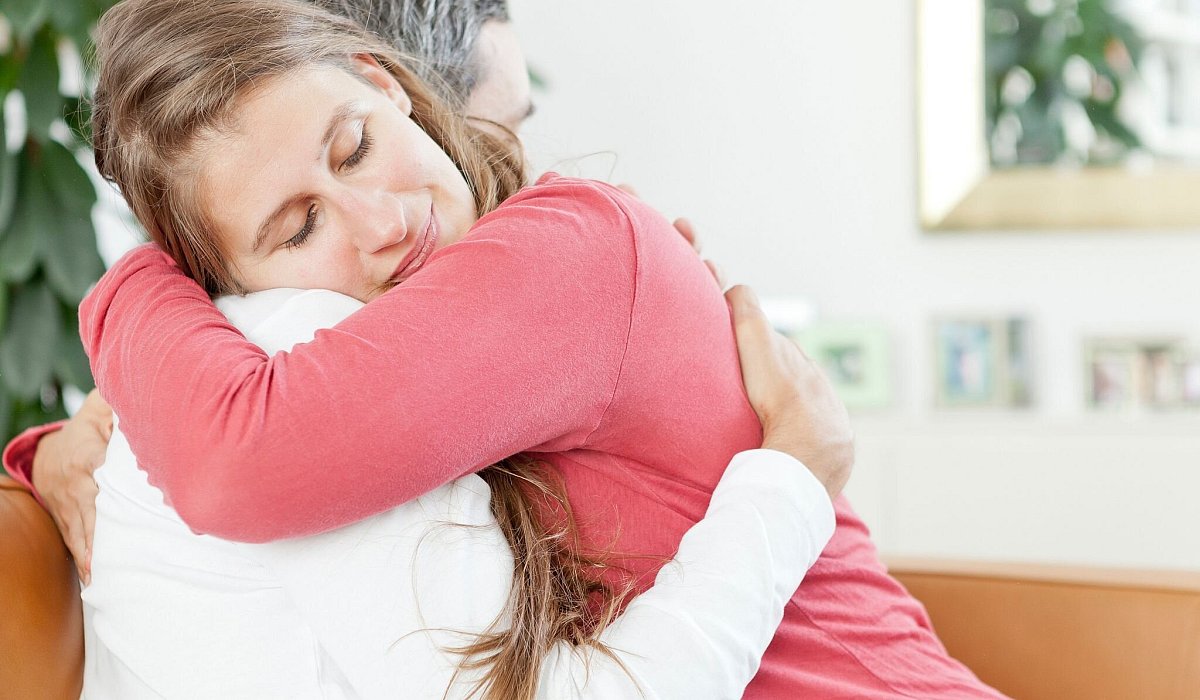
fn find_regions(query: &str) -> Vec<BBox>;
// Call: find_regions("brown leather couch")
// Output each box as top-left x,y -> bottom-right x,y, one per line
0,475 -> 83,699
3,472 -> 1199,699
888,556 -> 1200,700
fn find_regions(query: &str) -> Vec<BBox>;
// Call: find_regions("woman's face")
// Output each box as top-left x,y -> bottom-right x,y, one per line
198,58 -> 477,301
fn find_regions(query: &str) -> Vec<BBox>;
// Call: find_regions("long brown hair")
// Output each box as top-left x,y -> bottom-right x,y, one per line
90,1 -> 625,697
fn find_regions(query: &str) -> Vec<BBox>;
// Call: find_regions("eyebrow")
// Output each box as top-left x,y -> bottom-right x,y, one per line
251,100 -> 360,253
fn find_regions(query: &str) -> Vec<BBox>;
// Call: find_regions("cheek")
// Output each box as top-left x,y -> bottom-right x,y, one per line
241,240 -> 360,293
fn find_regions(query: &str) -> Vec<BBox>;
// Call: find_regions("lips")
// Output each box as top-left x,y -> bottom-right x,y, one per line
390,205 -> 439,283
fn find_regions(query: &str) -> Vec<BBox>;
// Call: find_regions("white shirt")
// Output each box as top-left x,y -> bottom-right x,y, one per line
82,289 -> 835,699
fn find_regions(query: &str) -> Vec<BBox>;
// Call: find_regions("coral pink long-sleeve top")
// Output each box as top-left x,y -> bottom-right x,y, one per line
76,175 -> 1003,699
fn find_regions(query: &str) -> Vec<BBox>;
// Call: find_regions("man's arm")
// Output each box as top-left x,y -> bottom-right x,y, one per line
538,449 -> 834,699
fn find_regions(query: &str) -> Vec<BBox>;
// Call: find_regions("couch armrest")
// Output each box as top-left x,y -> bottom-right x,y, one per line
887,556 -> 1200,700
0,475 -> 83,699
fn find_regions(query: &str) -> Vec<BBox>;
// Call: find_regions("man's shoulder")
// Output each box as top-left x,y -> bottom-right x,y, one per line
478,173 -> 637,236
215,289 -> 364,355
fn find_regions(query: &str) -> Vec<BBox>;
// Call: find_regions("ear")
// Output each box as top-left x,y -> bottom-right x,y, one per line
351,54 -> 412,116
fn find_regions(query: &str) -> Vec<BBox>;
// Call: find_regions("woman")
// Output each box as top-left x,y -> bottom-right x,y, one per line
82,0 -> 869,698
74,1 -> 850,697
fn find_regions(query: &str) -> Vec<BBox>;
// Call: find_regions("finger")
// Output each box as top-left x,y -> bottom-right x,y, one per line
784,333 -> 817,363
725,285 -> 768,325
672,217 -> 699,251
64,523 -> 89,582
86,447 -> 108,474
703,259 -> 727,288
616,183 -> 640,198
81,481 -> 99,573
726,286 -> 775,355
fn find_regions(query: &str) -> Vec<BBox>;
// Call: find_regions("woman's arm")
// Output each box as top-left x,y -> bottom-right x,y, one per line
2,423 -> 65,496
81,178 -> 640,541
2,391 -> 112,583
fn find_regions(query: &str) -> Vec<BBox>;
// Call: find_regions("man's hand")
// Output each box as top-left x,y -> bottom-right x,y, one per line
31,389 -> 113,584
726,285 -> 854,498
616,183 -> 701,253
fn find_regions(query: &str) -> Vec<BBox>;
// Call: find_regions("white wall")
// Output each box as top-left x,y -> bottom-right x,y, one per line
509,0 -> 1200,571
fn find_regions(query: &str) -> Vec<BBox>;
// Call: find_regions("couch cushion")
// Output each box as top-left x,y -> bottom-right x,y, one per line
890,557 -> 1200,700
0,474 -> 83,699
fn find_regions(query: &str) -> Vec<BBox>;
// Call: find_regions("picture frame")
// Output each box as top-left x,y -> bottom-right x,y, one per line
1084,339 -> 1141,411
793,322 -> 892,410
916,0 -> 1200,230
933,317 -> 1032,408
1180,354 -> 1200,408
1084,337 -> 1192,411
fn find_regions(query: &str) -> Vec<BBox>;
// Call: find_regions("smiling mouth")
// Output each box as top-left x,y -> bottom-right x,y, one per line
390,206 -> 439,283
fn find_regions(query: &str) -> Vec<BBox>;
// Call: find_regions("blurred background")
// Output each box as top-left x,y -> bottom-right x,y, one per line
510,0 -> 1200,571
1,0 -> 1197,572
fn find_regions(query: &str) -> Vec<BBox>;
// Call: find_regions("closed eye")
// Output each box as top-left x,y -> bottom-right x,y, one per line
284,203 -> 318,249
341,125 -> 373,171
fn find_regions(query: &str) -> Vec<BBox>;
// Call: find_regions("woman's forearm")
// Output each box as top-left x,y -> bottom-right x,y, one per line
80,181 -> 638,541
1,422 -> 66,500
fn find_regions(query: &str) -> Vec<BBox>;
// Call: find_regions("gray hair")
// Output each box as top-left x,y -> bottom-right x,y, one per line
310,0 -> 509,107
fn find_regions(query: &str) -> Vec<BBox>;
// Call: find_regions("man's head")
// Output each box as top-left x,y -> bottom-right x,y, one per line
312,0 -> 533,133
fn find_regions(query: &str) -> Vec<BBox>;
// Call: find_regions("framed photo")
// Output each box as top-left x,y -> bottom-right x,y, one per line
933,317 -> 1032,408
1084,340 -> 1140,411
1084,338 -> 1188,411
1181,355 -> 1200,408
793,322 -> 891,410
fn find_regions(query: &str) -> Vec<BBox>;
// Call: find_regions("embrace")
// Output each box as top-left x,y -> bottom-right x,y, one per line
3,0 -> 1006,698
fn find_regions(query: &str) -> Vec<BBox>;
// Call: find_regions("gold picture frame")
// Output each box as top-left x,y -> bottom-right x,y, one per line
916,0 -> 1200,231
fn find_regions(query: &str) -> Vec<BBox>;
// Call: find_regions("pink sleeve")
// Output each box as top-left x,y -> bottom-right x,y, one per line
1,421 -> 67,506
81,180 -> 637,542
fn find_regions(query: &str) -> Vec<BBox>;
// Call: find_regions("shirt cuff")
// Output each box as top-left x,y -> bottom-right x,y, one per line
2,421 -> 67,507
716,448 -> 836,557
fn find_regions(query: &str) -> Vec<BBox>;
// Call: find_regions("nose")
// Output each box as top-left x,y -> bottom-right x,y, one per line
341,189 -> 409,254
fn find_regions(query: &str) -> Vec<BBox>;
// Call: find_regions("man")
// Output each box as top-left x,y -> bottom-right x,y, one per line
3,1 -> 1004,697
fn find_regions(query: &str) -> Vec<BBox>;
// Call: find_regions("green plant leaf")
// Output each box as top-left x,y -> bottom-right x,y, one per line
0,389 -> 11,453
3,0 -> 49,41
9,392 -> 66,437
60,0 -> 117,55
15,27 -> 62,143
42,140 -> 96,213
42,209 -> 102,303
40,142 -> 102,302
0,103 -> 17,234
0,281 -> 8,334
48,0 -> 85,36
0,282 -> 61,400
0,151 -> 52,283
63,96 -> 92,146
53,304 -> 93,391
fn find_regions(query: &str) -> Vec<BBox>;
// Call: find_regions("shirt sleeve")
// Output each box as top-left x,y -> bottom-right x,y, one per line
535,449 -> 835,699
249,449 -> 833,699
1,421 -> 67,505
79,180 -> 638,542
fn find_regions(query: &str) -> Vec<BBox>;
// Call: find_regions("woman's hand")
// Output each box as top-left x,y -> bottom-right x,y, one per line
726,285 -> 854,499
31,389 -> 113,584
